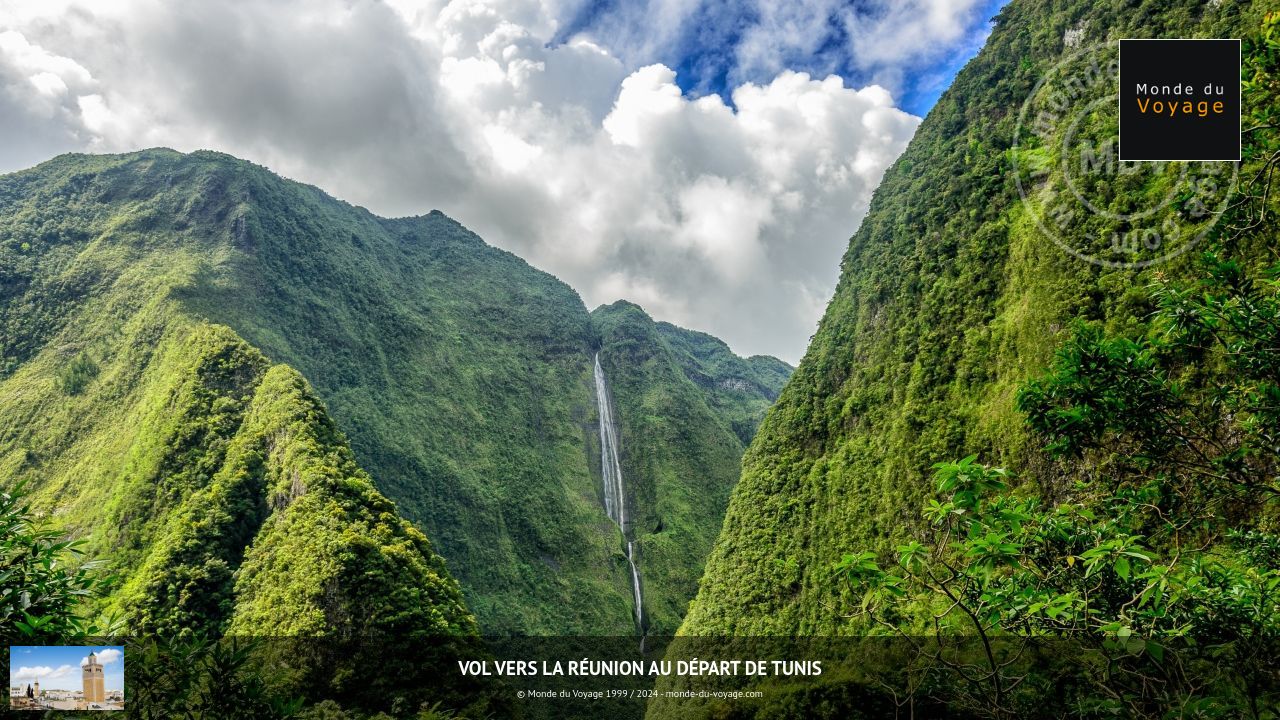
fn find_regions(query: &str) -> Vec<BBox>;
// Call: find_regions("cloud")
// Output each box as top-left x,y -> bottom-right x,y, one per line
521,66 -> 917,360
80,648 -> 121,666
559,0 -> 998,107
13,665 -> 75,681
0,28 -> 99,169
836,0 -> 996,95
0,0 -> 925,363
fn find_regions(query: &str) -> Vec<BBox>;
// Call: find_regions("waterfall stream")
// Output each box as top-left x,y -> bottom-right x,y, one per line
593,353 -> 646,640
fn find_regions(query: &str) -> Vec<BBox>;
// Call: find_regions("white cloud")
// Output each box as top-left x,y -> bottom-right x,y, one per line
837,0 -> 994,93
0,0 -> 924,363
13,664 -> 75,681
841,0 -> 990,67
730,0 -> 991,81
0,27 -> 99,169
79,648 -> 121,666
539,66 -> 917,358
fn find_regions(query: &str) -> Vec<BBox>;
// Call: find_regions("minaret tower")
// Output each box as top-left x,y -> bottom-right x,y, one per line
82,652 -> 105,704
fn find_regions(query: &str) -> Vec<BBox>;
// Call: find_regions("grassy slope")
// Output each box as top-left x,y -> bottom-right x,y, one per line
0,149 -> 788,635
681,0 -> 1279,635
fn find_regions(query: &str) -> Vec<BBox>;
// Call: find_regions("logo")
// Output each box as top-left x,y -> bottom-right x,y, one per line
1013,42 -> 1238,268
1119,39 -> 1241,161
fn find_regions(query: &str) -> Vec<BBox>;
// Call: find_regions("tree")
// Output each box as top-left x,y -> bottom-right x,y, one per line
836,451 -> 1279,718
833,257 -> 1280,717
129,635 -> 304,720
0,480 -> 119,640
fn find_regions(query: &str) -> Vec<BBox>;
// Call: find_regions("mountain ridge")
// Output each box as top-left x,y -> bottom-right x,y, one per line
0,147 -> 790,636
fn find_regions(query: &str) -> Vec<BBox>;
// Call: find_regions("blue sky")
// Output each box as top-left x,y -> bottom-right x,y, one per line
555,0 -> 1009,116
9,646 -> 124,692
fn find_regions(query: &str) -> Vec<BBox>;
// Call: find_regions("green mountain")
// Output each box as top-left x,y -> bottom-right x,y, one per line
0,149 -> 789,636
681,0 -> 1280,636
654,319 -> 793,448
0,307 -> 476,640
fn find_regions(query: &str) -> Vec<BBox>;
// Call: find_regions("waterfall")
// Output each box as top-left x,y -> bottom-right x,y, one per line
594,353 -> 646,639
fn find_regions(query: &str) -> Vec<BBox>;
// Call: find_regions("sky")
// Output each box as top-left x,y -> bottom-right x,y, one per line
0,0 -> 1004,364
9,646 -> 124,692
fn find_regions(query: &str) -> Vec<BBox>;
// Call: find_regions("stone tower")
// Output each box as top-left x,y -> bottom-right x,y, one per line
82,652 -> 104,704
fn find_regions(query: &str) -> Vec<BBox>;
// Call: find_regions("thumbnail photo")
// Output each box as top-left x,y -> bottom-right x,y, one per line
8,646 -> 124,712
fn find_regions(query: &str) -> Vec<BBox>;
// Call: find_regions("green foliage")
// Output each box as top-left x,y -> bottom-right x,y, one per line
1238,11 -> 1280,233
227,365 -> 475,638
838,457 -> 1279,717
61,325 -> 478,641
654,319 -> 790,445
830,192 -> 1280,716
291,699 -> 464,720
130,635 -> 304,720
0,147 -> 617,633
0,480 -> 119,639
683,0 -> 1280,637
57,351 -> 98,395
2,322 -> 484,714
1019,262 -> 1280,507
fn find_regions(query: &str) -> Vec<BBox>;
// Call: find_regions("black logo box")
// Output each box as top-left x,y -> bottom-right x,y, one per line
1119,38 -> 1240,162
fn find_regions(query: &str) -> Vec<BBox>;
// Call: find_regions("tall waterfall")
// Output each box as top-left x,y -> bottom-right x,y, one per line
593,353 -> 645,638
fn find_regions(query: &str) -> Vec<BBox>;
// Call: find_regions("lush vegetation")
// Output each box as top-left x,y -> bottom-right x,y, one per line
682,0 -> 1280,637
0,482 -> 119,641
653,319 -> 791,446
0,145 -> 787,718
827,240 -> 1280,716
98,332 -> 477,640
129,636 -> 305,720
0,146 -> 785,638
668,2 -> 1280,717
1,501 -> 488,718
